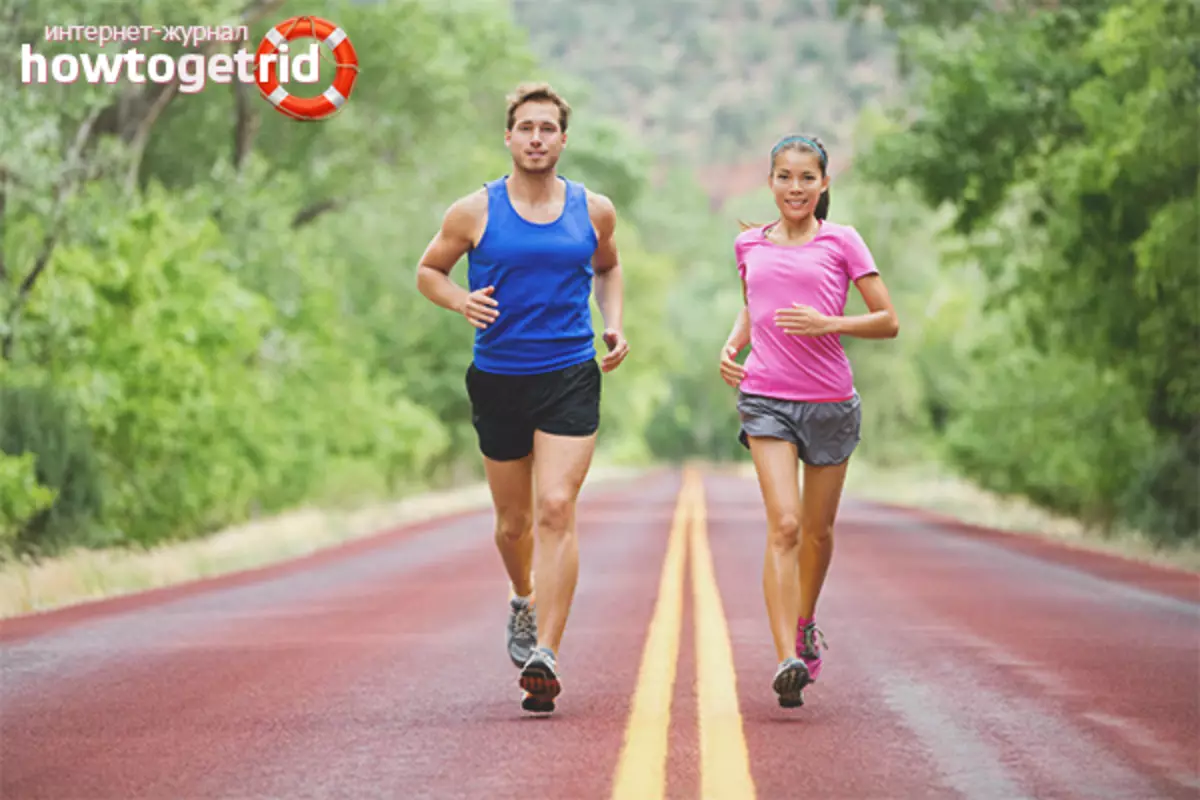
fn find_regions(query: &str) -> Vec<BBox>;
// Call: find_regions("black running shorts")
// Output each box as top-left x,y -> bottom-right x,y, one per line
465,359 -> 602,461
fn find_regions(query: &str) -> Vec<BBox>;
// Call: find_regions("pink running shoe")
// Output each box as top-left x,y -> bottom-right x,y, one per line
796,620 -> 828,682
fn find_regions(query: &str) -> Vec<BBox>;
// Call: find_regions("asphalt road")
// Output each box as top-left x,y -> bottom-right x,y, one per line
2,467 -> 1197,799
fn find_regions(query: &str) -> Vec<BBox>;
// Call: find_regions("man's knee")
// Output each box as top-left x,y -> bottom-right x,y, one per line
495,508 -> 533,544
535,490 -> 577,537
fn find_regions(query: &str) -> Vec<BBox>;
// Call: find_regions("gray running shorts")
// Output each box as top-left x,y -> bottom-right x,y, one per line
737,390 -> 862,467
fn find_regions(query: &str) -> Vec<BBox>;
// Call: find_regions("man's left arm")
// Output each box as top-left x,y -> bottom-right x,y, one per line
589,192 -> 629,372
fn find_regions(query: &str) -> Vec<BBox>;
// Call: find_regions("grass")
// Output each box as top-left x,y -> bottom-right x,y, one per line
840,460 -> 1200,572
4,458 -> 1195,621
719,458 -> 1200,573
0,464 -> 650,620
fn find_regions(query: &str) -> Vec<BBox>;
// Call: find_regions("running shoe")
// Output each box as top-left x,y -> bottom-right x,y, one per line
521,690 -> 556,714
796,620 -> 828,683
519,646 -> 561,712
772,657 -> 808,708
507,593 -> 537,668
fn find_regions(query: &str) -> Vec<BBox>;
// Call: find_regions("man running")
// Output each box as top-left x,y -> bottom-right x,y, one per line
415,82 -> 629,714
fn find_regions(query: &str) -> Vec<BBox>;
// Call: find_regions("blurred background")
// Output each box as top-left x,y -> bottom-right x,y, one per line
0,0 -> 1195,583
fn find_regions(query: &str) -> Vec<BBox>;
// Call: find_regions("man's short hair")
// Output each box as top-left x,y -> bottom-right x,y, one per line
506,82 -> 571,132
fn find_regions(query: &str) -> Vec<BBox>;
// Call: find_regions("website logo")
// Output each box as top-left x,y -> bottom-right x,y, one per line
254,16 -> 359,121
22,15 -> 360,122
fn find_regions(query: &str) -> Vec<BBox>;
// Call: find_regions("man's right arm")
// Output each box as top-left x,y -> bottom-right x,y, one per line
416,193 -> 496,328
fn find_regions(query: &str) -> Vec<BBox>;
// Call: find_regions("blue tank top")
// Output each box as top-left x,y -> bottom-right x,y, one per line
467,176 -> 599,375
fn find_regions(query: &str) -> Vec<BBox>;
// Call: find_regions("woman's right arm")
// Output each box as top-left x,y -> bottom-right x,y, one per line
719,279 -> 750,387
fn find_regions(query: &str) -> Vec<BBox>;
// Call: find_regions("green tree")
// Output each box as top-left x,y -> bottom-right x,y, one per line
843,0 -> 1199,541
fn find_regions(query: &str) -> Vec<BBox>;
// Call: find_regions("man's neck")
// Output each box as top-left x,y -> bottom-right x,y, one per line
507,169 -> 561,204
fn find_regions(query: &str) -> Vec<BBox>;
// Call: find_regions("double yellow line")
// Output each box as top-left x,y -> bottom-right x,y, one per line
611,467 -> 756,800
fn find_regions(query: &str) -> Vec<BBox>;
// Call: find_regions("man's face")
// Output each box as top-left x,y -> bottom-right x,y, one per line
506,100 -> 566,174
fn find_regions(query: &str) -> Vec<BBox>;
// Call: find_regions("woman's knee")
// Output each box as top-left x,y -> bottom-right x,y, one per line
803,521 -> 835,547
769,512 -> 802,551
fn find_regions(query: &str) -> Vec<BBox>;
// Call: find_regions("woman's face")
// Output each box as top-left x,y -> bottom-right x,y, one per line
770,148 -> 828,223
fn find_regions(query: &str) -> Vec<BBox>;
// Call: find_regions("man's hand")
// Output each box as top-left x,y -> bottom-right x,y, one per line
774,303 -> 837,336
460,286 -> 499,329
719,343 -> 745,388
601,329 -> 629,372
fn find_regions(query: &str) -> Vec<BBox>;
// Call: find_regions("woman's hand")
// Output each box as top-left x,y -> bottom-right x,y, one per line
774,303 -> 837,336
719,343 -> 745,388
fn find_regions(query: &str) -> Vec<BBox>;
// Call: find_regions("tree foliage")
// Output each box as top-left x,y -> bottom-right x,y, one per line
510,0 -> 900,171
5,0 -> 1191,560
841,0 -> 1199,541
0,0 -> 681,555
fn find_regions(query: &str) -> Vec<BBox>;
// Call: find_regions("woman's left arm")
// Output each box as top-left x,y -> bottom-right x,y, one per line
830,274 -> 898,339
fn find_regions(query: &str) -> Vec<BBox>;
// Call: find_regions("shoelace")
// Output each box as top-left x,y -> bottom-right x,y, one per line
512,604 -> 537,639
801,623 -> 828,657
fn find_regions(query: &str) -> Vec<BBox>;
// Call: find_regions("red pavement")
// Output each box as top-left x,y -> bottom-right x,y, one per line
2,468 -> 1197,799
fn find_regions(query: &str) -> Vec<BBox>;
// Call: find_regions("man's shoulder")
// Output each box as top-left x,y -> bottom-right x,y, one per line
437,187 -> 492,243
582,187 -> 616,239
456,185 -> 492,210
582,186 -> 615,217
444,187 -> 489,222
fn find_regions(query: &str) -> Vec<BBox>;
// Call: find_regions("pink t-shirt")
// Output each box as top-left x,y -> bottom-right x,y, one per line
735,220 -> 879,402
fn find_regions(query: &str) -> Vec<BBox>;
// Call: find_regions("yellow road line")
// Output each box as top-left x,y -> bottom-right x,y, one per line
690,473 -> 757,800
610,469 -> 693,800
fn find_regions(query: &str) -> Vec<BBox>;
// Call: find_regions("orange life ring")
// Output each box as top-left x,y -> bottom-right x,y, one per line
254,16 -> 359,121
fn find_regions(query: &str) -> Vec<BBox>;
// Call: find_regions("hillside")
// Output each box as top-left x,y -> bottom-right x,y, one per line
508,0 -> 900,204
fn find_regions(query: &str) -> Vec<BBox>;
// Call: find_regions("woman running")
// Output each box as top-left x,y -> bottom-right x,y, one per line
718,133 -> 899,708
